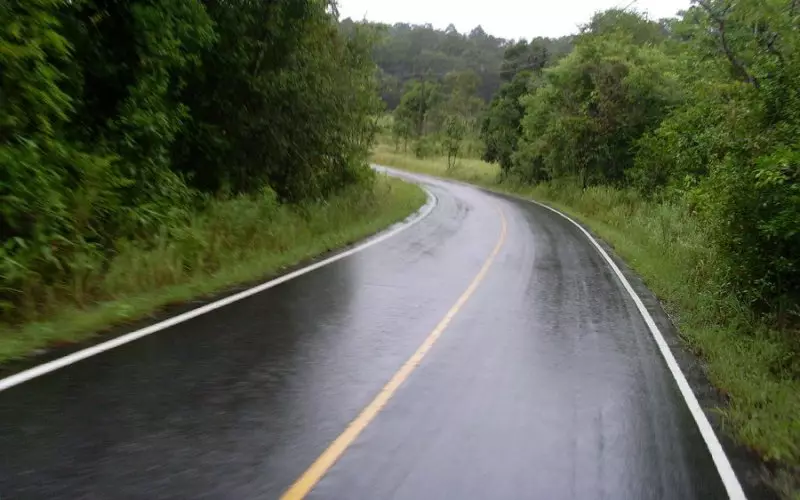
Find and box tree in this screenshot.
[480,71,533,175]
[393,79,442,141]
[443,115,467,170]
[482,34,575,176]
[500,40,548,81]
[581,8,667,44]
[513,25,680,186]
[392,114,413,152]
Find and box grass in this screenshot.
[0,175,426,364]
[373,143,800,497]
[373,143,497,185]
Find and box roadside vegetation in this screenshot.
[0,176,424,363]
[0,2,424,360]
[371,2,800,495]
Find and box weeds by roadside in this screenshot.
[0,176,425,364]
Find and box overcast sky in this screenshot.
[338,0,692,39]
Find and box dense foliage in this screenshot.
[341,19,572,108]
[481,4,800,326]
[387,70,485,164]
[0,0,380,320]
[478,36,569,175]
[374,28,573,168]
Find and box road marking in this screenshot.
[281,207,508,500]
[517,197,747,500]
[0,189,437,393]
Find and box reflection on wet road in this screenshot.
[0,169,729,499]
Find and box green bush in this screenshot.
[701,149,800,319]
[512,20,680,187]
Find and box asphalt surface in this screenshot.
[0,170,729,499]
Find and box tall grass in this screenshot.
[0,176,426,363]
[373,145,800,490]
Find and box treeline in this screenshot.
[1,0,379,320]
[382,35,575,167]
[481,4,800,325]
[389,71,485,165]
[339,18,572,108]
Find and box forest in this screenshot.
[372,2,799,492]
[0,0,425,353]
[340,18,573,107]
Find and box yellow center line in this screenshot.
[281,206,508,500]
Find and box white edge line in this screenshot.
[0,187,438,393]
[520,196,747,500]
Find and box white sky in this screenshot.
[339,0,692,39]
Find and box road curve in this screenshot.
[0,169,730,499]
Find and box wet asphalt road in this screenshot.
[0,170,728,499]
